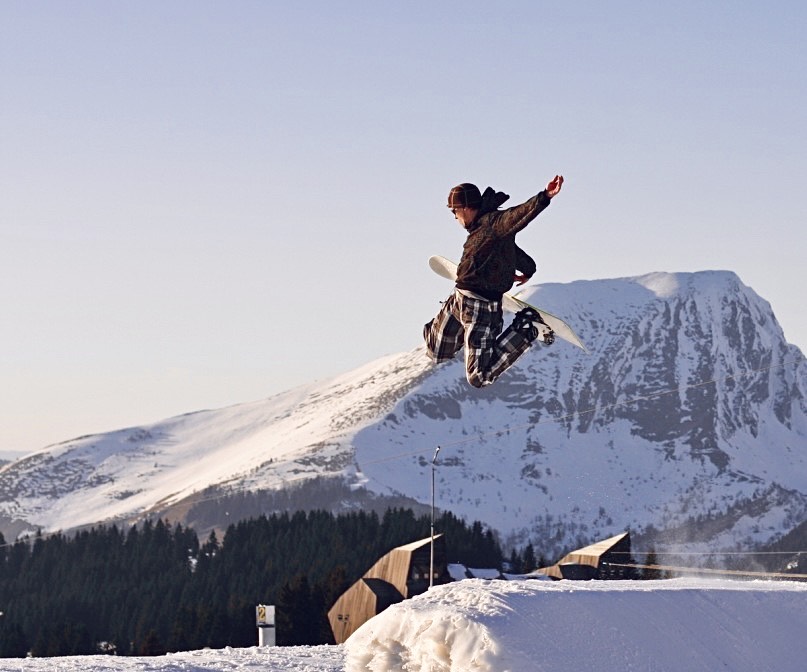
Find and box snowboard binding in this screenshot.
[513,307,555,345]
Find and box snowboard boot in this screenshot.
[512,307,555,345]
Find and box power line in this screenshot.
[606,562,807,581]
[612,550,807,556]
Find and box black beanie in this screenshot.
[447,183,482,209]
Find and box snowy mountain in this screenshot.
[1,271,805,556]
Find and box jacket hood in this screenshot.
[479,187,510,214]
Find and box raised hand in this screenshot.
[546,175,564,198]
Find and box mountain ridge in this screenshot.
[1,270,805,557]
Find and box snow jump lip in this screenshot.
[345,577,807,672]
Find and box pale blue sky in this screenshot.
[1,1,805,456]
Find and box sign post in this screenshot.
[256,604,276,647]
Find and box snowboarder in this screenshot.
[423,176,564,388]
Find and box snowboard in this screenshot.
[429,255,589,353]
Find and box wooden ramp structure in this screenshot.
[328,535,451,644]
[535,532,636,580]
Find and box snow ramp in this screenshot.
[345,578,807,672]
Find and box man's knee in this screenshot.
[423,321,440,361]
[423,318,434,340]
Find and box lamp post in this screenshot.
[430,445,441,588]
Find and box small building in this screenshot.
[328,534,451,643]
[328,531,635,643]
[535,532,635,580]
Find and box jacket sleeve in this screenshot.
[491,191,551,238]
[515,245,537,278]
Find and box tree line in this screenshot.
[0,507,518,657]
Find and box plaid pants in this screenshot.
[423,289,533,387]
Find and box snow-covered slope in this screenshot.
[0,350,433,538]
[354,271,807,552]
[6,578,807,672]
[1,271,805,553]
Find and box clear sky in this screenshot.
[1,1,805,456]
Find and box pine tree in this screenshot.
[522,543,537,572]
[507,548,522,574]
[0,619,28,658]
[276,574,325,646]
[137,629,166,656]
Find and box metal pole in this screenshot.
[430,445,441,588]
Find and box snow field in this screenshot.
[345,578,807,672]
[3,578,807,671]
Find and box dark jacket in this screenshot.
[455,187,551,300]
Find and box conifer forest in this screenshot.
[0,509,509,657]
